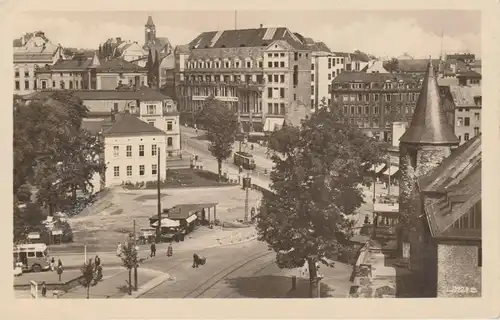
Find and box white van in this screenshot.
[13,243,51,273]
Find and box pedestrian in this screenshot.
[167,243,173,257]
[57,259,63,269]
[250,144,254,151]
[94,255,101,269]
[116,242,122,257]
[150,241,156,257]
[192,253,199,268]
[41,282,47,297]
[49,257,55,271]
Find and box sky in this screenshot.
[11,10,481,58]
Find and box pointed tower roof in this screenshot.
[146,16,155,26]
[89,52,101,68]
[399,58,459,145]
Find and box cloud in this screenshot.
[11,13,479,58]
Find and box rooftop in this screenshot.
[188,27,309,50]
[449,85,482,107]
[399,60,459,145]
[95,58,147,73]
[35,58,92,72]
[103,113,166,136]
[418,135,481,240]
[332,71,420,84]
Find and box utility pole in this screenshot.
[133,219,138,291]
[387,156,391,196]
[156,147,162,242]
[244,171,250,223]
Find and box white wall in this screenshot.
[104,134,167,186]
[96,72,148,89]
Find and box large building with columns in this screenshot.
[172,26,313,132]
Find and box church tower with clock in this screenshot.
[145,15,156,45]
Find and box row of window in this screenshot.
[113,164,158,177]
[112,143,174,158]
[335,92,419,103]
[456,115,480,127]
[14,80,36,91]
[342,105,415,115]
[458,130,480,143]
[335,82,421,90]
[186,74,262,84]
[187,59,262,70]
[267,102,286,115]
[311,85,332,95]
[267,74,286,83]
[14,70,31,78]
[267,87,286,99]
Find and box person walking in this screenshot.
[116,242,122,257]
[49,257,55,271]
[57,259,63,269]
[150,241,156,257]
[167,243,173,257]
[41,282,47,297]
[94,255,101,270]
[192,253,199,268]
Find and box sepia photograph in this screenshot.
[7,1,496,316]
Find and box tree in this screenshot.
[257,108,386,297]
[120,242,138,295]
[196,97,239,180]
[384,58,400,73]
[80,259,96,299]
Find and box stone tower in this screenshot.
[398,59,459,292]
[145,16,156,45]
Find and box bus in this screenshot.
[233,151,256,170]
[13,243,51,273]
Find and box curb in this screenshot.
[125,273,172,299]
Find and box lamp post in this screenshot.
[156,147,162,242]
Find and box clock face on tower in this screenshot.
[146,28,151,32]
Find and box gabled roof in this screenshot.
[188,27,308,50]
[449,85,482,107]
[418,135,481,240]
[399,60,459,145]
[95,58,147,73]
[35,58,91,72]
[307,42,331,52]
[103,113,165,136]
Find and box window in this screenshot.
[28,252,35,258]
[151,144,157,156]
[60,81,65,89]
[280,88,285,98]
[274,61,279,68]
[478,246,482,267]
[280,75,285,83]
[113,166,120,177]
[274,75,279,82]
[311,86,314,94]
[127,166,132,176]
[358,106,362,114]
[365,106,370,114]
[126,145,132,157]
[152,164,157,175]
[167,137,173,146]
[24,81,29,90]
[147,105,157,115]
[374,94,379,101]
[464,133,470,141]
[268,103,272,114]
[267,75,272,82]
[350,106,355,114]
[36,251,44,258]
[41,81,46,89]
[52,80,56,88]
[311,64,314,70]
[474,127,480,136]
[279,61,284,68]
[139,145,144,156]
[113,146,119,157]
[268,62,272,68]
[15,81,20,90]
[139,165,145,176]
[293,94,296,101]
[294,52,298,61]
[259,61,263,68]
[267,88,273,98]
[268,53,272,58]
[311,99,315,107]
[280,103,285,114]
[386,94,391,102]
[311,74,314,81]
[328,74,331,80]
[475,113,480,121]
[69,81,73,89]
[24,70,29,77]
[167,121,173,131]
[457,117,463,127]
[328,84,331,93]
[464,117,470,126]
[15,70,19,78]
[148,121,155,126]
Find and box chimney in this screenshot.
[260,24,263,28]
[117,37,122,43]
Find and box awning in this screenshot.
[370,164,386,173]
[382,166,399,176]
[27,232,40,240]
[263,117,284,132]
[51,229,63,235]
[186,215,197,224]
[151,218,180,228]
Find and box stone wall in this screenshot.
[415,145,451,177]
[436,243,481,297]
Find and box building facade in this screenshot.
[310,49,336,109]
[103,113,167,187]
[13,32,63,95]
[173,27,313,132]
[332,72,423,142]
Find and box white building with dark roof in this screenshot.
[103,113,167,187]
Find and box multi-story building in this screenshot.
[308,42,337,109]
[13,31,63,95]
[442,84,482,145]
[398,61,480,297]
[331,72,423,142]
[173,26,313,132]
[103,113,167,187]
[22,87,180,157]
